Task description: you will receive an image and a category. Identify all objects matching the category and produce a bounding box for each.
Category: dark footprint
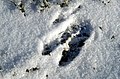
[42,25,79,55]
[53,16,65,24]
[42,31,71,55]
[42,39,60,55]
[59,20,93,66]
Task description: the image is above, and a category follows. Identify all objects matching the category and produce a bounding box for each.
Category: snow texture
[0,0,120,79]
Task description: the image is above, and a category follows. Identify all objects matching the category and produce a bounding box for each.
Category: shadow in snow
[2,50,33,73]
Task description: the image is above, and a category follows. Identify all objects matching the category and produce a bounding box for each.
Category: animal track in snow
[59,20,93,66]
[42,20,93,66]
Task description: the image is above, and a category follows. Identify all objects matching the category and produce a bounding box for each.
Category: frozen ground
[0,0,120,79]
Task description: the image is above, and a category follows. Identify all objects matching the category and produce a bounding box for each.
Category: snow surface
[0,0,120,79]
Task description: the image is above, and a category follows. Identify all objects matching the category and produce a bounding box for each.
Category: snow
[0,0,120,79]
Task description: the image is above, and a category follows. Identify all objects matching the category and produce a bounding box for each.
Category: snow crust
[0,0,120,79]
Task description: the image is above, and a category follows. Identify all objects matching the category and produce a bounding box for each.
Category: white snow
[0,0,120,79]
